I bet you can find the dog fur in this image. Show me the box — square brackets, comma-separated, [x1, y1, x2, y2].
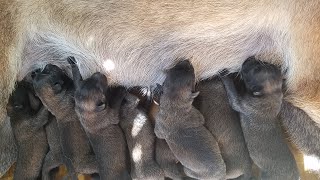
[155, 60, 226, 180]
[31, 64, 98, 177]
[1, 0, 320, 175]
[7, 81, 49, 179]
[220, 58, 299, 180]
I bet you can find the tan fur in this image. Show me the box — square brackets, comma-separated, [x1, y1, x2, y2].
[1, 0, 320, 127]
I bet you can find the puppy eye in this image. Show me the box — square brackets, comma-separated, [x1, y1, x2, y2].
[13, 104, 24, 110]
[96, 101, 106, 111]
[253, 91, 263, 96]
[53, 83, 62, 93]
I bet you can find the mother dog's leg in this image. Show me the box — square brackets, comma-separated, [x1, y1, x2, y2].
[286, 3, 320, 125]
[0, 0, 21, 176]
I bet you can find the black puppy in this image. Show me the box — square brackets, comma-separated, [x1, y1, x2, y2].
[32, 64, 98, 178]
[69, 57, 130, 180]
[7, 81, 49, 179]
[194, 78, 252, 180]
[155, 60, 226, 180]
[221, 57, 300, 180]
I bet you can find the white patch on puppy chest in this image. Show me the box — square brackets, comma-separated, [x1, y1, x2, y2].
[103, 59, 115, 71]
[132, 144, 142, 163]
[131, 113, 146, 137]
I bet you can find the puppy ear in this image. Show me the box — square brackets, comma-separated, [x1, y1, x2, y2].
[68, 56, 83, 89]
[27, 91, 41, 111]
[190, 91, 200, 99]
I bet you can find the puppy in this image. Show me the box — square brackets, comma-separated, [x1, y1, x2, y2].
[31, 64, 98, 178]
[220, 57, 299, 180]
[155, 138, 191, 180]
[42, 114, 67, 180]
[193, 78, 252, 179]
[280, 101, 320, 160]
[0, 116, 17, 177]
[119, 92, 164, 180]
[143, 91, 188, 180]
[6, 81, 49, 179]
[155, 60, 226, 180]
[69, 57, 130, 180]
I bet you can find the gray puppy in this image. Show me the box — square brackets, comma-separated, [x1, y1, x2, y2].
[155, 60, 226, 180]
[6, 81, 49, 179]
[42, 114, 66, 180]
[280, 101, 320, 160]
[120, 93, 164, 180]
[69, 57, 130, 180]
[193, 78, 252, 180]
[155, 138, 190, 180]
[220, 57, 299, 180]
[31, 64, 98, 178]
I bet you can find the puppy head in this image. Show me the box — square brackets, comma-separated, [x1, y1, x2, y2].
[31, 64, 70, 101]
[75, 72, 109, 114]
[7, 82, 41, 119]
[162, 60, 199, 101]
[241, 57, 282, 96]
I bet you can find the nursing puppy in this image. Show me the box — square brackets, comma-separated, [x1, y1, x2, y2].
[2, 1, 320, 175]
[69, 57, 130, 180]
[155, 138, 190, 180]
[31, 64, 98, 178]
[221, 57, 299, 180]
[280, 101, 320, 160]
[193, 78, 252, 179]
[2, 1, 320, 174]
[0, 116, 17, 177]
[120, 92, 164, 180]
[155, 60, 226, 180]
[146, 93, 188, 180]
[6, 81, 49, 179]
[42, 114, 66, 180]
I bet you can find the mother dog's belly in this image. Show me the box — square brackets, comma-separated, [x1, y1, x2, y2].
[19, 25, 287, 87]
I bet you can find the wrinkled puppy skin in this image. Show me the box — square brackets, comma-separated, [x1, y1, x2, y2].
[119, 92, 164, 180]
[42, 114, 66, 180]
[194, 78, 252, 180]
[69, 57, 130, 180]
[6, 81, 49, 179]
[155, 59, 226, 180]
[31, 64, 98, 178]
[280, 101, 320, 166]
[220, 57, 300, 180]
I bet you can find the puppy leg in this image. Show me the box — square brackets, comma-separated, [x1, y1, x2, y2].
[280, 101, 320, 157]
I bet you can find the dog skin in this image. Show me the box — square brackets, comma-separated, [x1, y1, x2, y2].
[155, 60, 226, 180]
[69, 57, 131, 180]
[220, 57, 299, 180]
[6, 81, 49, 179]
[280, 101, 320, 159]
[148, 96, 189, 180]
[31, 64, 98, 178]
[193, 78, 252, 180]
[119, 93, 164, 180]
[41, 114, 66, 180]
[2, 0, 320, 175]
